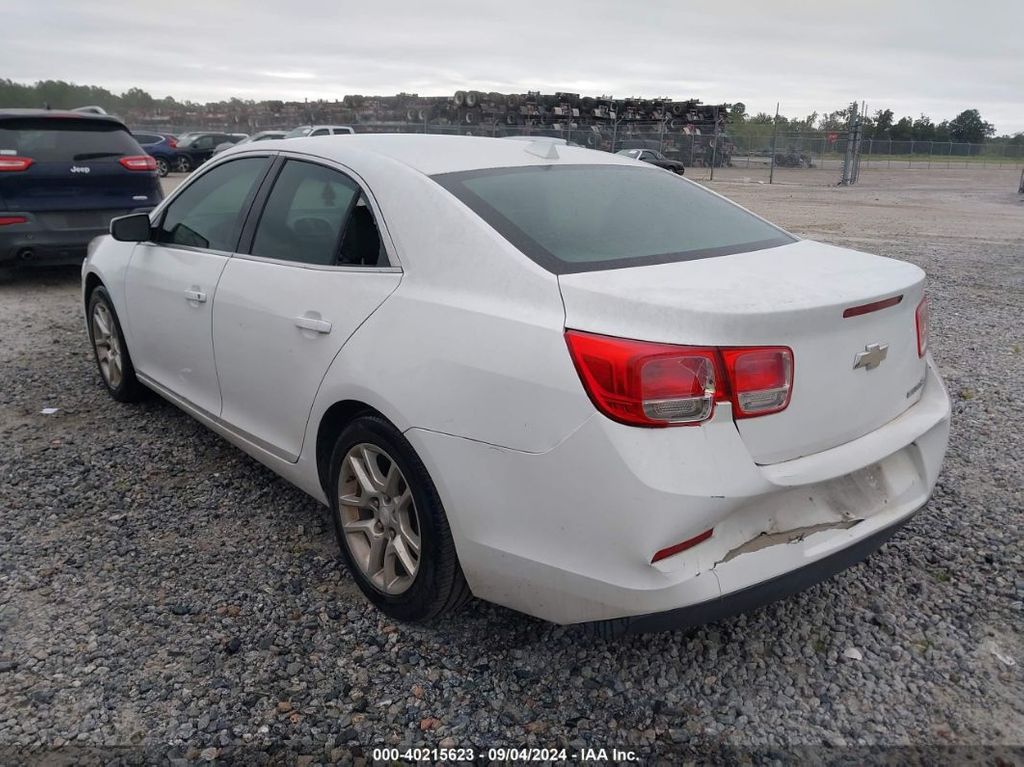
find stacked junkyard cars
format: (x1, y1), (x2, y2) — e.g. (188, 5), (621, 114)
(125, 90), (733, 168)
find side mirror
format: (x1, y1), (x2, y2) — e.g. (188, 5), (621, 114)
(110, 212), (152, 242)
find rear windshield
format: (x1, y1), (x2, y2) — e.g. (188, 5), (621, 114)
(0, 118), (140, 162)
(432, 164), (795, 273)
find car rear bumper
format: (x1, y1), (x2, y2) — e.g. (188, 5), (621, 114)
(406, 356), (951, 628)
(0, 211), (132, 266)
(581, 510), (914, 637)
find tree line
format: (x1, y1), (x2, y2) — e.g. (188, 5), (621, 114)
(728, 102), (1021, 148)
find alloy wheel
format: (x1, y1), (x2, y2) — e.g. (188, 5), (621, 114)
(337, 443), (421, 595)
(91, 302), (123, 389)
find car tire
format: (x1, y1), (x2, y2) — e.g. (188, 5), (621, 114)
(155, 157), (170, 177)
(174, 155), (192, 173)
(87, 286), (147, 403)
(329, 414), (471, 622)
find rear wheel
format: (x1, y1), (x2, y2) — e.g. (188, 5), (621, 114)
(87, 286), (146, 402)
(329, 415), (470, 622)
(155, 157), (170, 177)
(174, 155), (192, 173)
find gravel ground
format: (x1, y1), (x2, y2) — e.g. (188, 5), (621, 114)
(0, 170), (1021, 763)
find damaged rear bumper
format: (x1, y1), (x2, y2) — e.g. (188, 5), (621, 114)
(406, 357), (951, 629)
(582, 510), (914, 637)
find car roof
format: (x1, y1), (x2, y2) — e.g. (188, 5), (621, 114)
(0, 108), (129, 129)
(245, 133), (636, 176)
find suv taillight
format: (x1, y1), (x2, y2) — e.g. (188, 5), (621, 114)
(166, 137), (177, 148)
(119, 155), (157, 171)
(565, 330), (794, 427)
(915, 296), (928, 357)
(0, 156), (33, 172)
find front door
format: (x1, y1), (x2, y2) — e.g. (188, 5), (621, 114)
(124, 156), (271, 415)
(212, 158), (401, 461)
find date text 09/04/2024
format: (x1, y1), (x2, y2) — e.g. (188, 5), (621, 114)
(371, 746), (639, 762)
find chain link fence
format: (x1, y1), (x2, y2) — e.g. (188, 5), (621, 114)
(142, 114), (1024, 185)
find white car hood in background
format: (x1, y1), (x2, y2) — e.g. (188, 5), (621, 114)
(558, 239), (928, 463)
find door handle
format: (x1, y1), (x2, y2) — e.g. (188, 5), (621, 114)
(294, 315), (332, 334)
(184, 289), (207, 303)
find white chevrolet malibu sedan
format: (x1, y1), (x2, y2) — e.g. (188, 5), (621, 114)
(82, 135), (950, 635)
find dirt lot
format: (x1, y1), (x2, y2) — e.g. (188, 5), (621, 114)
(698, 166), (1024, 247)
(1, 168), (1021, 761)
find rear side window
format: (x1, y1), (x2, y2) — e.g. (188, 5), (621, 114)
(432, 164), (795, 273)
(133, 133), (161, 144)
(249, 159), (386, 267)
(0, 118), (141, 162)
(155, 157), (268, 252)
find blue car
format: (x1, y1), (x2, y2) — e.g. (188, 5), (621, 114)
(0, 109), (163, 272)
(133, 132), (180, 177)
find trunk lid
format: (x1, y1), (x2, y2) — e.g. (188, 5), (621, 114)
(0, 158), (158, 214)
(558, 239), (928, 463)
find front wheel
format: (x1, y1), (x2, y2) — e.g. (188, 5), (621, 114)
(174, 155), (192, 173)
(87, 286), (147, 402)
(329, 415), (470, 622)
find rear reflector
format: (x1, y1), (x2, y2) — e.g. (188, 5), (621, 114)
(915, 296), (928, 357)
(0, 216), (28, 226)
(720, 347), (794, 418)
(842, 294), (903, 318)
(652, 528), (714, 563)
(119, 155), (157, 171)
(0, 157), (33, 172)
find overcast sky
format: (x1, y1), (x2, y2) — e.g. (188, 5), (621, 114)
(4, 0), (1022, 133)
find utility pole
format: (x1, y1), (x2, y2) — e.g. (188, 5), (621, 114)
(769, 102), (780, 185)
(840, 100), (861, 186)
(710, 105), (720, 181)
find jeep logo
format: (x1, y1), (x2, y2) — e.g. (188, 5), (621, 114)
(70, 166), (90, 174)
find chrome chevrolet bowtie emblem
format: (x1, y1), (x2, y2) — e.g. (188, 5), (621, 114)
(853, 343), (889, 371)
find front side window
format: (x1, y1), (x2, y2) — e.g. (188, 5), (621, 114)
(432, 164), (794, 274)
(249, 160), (386, 267)
(155, 157), (268, 251)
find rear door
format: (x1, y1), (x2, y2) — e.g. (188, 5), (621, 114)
(212, 157), (401, 461)
(125, 155), (272, 415)
(0, 116), (159, 218)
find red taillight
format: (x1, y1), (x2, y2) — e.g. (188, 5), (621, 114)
(652, 528), (714, 563)
(565, 330), (724, 427)
(119, 155), (157, 171)
(0, 216), (28, 226)
(166, 137), (177, 148)
(0, 156), (33, 172)
(720, 347), (794, 418)
(915, 297), (928, 357)
(565, 330), (794, 426)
